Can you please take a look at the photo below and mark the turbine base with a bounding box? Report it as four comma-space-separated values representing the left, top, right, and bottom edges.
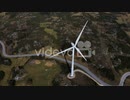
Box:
67, 73, 76, 79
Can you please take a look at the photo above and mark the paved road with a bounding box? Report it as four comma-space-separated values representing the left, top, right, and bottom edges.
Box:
119, 72, 130, 86
0, 40, 129, 86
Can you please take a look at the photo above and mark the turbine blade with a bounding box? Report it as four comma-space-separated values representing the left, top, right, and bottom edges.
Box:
75, 20, 88, 46
50, 47, 73, 58
75, 47, 87, 61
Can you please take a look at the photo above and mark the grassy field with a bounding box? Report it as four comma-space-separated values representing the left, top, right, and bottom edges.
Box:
116, 14, 130, 24
40, 22, 52, 28
0, 65, 11, 86
23, 60, 61, 86
0, 57, 29, 86
44, 28, 58, 39
0, 58, 62, 86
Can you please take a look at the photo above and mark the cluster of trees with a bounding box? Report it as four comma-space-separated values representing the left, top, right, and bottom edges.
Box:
0, 55, 12, 66
114, 56, 130, 71
0, 70, 5, 81
8, 80, 16, 86
99, 68, 115, 81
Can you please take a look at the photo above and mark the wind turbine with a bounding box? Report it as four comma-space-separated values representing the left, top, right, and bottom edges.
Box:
50, 20, 88, 77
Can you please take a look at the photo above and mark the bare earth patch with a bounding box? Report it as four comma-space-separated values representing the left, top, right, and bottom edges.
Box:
45, 61, 55, 67
35, 60, 41, 64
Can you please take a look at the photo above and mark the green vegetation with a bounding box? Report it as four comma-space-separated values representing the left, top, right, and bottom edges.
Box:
0, 70, 5, 81
0, 55, 12, 66
98, 68, 115, 81
115, 56, 130, 71
44, 28, 58, 39
23, 60, 61, 86
40, 22, 52, 28
0, 65, 11, 86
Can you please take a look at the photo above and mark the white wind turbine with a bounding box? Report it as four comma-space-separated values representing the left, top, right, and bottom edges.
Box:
50, 20, 88, 77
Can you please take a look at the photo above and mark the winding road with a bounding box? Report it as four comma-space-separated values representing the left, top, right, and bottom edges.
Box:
0, 40, 130, 86
119, 72, 130, 86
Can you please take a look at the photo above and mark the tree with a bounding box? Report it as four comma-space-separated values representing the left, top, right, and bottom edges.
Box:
3, 58, 12, 66
0, 71, 5, 81
26, 78, 33, 85
8, 80, 16, 86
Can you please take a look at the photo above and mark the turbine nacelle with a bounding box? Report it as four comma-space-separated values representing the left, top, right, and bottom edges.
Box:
71, 42, 75, 47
